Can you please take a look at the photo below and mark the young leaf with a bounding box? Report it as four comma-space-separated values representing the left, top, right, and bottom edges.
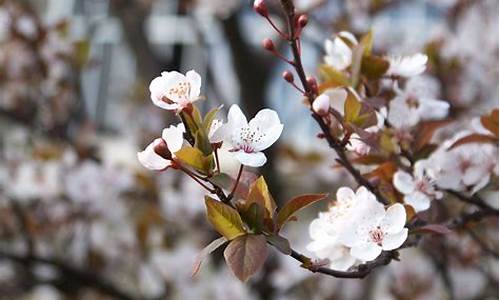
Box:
191, 237, 227, 277
175, 146, 213, 174
318, 64, 350, 91
412, 224, 452, 235
448, 133, 497, 150
241, 202, 264, 233
344, 91, 362, 124
414, 120, 452, 151
194, 129, 213, 156
247, 176, 276, 219
224, 234, 268, 282
480, 109, 499, 138
350, 43, 365, 87
205, 197, 246, 240
202, 105, 222, 132
361, 55, 389, 80
266, 234, 291, 255
209, 173, 233, 189
359, 30, 373, 56
276, 193, 328, 231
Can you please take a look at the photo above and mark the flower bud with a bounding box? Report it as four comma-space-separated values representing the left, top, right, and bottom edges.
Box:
306, 76, 318, 94
282, 70, 294, 83
153, 138, 171, 160
262, 38, 275, 51
253, 0, 269, 17
297, 14, 308, 28
312, 94, 330, 116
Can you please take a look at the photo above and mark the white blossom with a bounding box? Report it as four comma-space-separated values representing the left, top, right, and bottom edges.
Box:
149, 70, 202, 112
393, 162, 443, 212
324, 32, 357, 71
312, 88, 348, 116
137, 123, 185, 170
338, 191, 408, 261
424, 136, 498, 194
307, 187, 365, 271
388, 76, 450, 128
385, 53, 428, 77
211, 104, 283, 167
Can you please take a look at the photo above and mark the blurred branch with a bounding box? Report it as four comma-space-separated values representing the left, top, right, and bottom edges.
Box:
0, 250, 149, 300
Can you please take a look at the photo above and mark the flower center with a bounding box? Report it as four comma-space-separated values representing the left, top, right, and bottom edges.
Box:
167, 81, 190, 102
369, 227, 384, 246
232, 126, 266, 153
406, 95, 420, 108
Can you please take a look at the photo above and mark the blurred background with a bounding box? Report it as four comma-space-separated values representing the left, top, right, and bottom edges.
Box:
0, 0, 498, 299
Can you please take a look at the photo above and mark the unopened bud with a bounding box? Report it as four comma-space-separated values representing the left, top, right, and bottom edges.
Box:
307, 76, 318, 94
297, 14, 308, 28
153, 138, 171, 160
253, 0, 269, 17
312, 94, 330, 116
262, 38, 275, 51
282, 70, 294, 83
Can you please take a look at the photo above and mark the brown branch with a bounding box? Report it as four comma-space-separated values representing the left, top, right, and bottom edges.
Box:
0, 250, 146, 300
446, 189, 497, 212
277, 0, 389, 205
288, 249, 397, 279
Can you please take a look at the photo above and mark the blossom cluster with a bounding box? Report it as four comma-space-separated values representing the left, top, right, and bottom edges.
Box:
307, 187, 407, 269
138, 70, 283, 170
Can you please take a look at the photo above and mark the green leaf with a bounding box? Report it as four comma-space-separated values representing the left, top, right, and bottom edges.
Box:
224, 234, 268, 282
241, 202, 264, 233
318, 64, 350, 92
209, 173, 233, 189
246, 176, 276, 219
276, 194, 328, 231
194, 129, 212, 156
202, 105, 222, 133
344, 92, 362, 124
175, 146, 213, 174
73, 40, 90, 68
350, 43, 365, 87
361, 55, 389, 80
205, 197, 246, 240
191, 237, 227, 277
359, 30, 373, 56
266, 234, 291, 255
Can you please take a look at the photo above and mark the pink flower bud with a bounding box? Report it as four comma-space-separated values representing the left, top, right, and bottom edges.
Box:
297, 15, 308, 28
153, 138, 172, 160
253, 0, 268, 17
312, 94, 330, 116
306, 76, 318, 94
262, 38, 275, 51
282, 70, 294, 83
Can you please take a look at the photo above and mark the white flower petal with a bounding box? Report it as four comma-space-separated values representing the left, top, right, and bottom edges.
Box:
336, 187, 355, 203
393, 170, 415, 194
380, 203, 406, 234
186, 70, 201, 100
350, 243, 382, 261
418, 98, 450, 120
161, 123, 185, 153
249, 109, 283, 151
137, 140, 171, 170
386, 54, 428, 77
234, 151, 267, 167
324, 37, 352, 70
227, 104, 248, 128
329, 248, 357, 271
381, 228, 408, 250
405, 191, 431, 212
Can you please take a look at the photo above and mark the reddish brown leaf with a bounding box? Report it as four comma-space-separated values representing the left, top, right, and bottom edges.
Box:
448, 133, 497, 150
224, 234, 268, 282
480, 108, 499, 138
276, 194, 328, 231
414, 120, 452, 151
413, 224, 452, 235
191, 237, 227, 277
